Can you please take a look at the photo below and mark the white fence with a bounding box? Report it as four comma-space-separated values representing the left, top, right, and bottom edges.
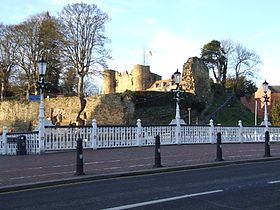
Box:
1, 119, 280, 155
0, 126, 40, 155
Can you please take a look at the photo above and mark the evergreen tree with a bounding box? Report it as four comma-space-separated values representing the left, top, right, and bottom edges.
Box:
272, 101, 280, 126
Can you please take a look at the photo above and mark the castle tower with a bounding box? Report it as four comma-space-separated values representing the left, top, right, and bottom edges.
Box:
103, 70, 116, 94
132, 64, 159, 91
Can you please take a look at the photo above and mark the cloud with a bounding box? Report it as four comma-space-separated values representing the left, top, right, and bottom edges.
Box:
107, 29, 203, 80
27, 4, 38, 13
107, 48, 142, 72
148, 30, 202, 79
144, 18, 157, 25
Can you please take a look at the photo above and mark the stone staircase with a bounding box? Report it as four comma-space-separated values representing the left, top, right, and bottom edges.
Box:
201, 91, 234, 124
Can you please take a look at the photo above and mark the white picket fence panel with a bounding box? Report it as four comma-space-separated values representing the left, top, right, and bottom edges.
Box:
96, 126, 137, 148
45, 126, 92, 150
214, 126, 240, 143
0, 131, 39, 155
1, 120, 280, 155
181, 125, 210, 144
141, 125, 176, 145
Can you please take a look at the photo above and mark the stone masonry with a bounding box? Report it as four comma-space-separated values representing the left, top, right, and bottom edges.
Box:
103, 64, 162, 94
181, 57, 210, 99
0, 94, 135, 132
147, 57, 210, 100
103, 57, 210, 101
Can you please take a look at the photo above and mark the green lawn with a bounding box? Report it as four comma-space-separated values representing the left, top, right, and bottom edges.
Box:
213, 99, 259, 126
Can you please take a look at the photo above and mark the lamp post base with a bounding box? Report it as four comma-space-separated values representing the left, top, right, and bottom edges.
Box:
169, 119, 186, 125
260, 121, 272, 126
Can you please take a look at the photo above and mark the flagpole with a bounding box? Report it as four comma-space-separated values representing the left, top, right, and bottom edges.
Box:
143, 47, 146, 66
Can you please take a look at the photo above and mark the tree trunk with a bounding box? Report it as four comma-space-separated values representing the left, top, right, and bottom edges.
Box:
1, 81, 4, 101
26, 83, 30, 100
221, 64, 227, 88
76, 74, 86, 125
77, 74, 85, 98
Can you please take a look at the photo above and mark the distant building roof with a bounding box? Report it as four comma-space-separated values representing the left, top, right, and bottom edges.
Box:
269, 86, 280, 93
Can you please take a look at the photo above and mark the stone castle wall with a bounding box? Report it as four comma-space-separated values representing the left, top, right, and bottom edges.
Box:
103, 64, 161, 94
181, 57, 210, 99
103, 57, 210, 101
0, 94, 135, 132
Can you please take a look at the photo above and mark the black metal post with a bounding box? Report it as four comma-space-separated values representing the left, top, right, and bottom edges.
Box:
215, 132, 224, 161
75, 138, 85, 175
264, 131, 272, 157
154, 135, 162, 168
16, 135, 27, 155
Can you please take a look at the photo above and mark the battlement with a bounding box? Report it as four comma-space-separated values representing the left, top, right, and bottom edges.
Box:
103, 57, 210, 100
103, 65, 161, 94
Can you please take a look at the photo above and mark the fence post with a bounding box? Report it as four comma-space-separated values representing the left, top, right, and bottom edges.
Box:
1, 126, 8, 155
209, 119, 215, 144
175, 118, 181, 144
136, 119, 142, 146
91, 119, 97, 150
238, 120, 244, 143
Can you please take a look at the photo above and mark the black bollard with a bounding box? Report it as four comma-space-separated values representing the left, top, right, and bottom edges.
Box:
215, 132, 224, 161
75, 138, 85, 175
264, 131, 272, 157
153, 135, 162, 168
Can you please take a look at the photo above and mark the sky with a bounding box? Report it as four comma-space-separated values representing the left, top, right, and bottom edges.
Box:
1, 0, 280, 87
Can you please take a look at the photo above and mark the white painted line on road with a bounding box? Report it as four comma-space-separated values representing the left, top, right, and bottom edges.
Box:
103, 189, 223, 210
52, 164, 73, 168
85, 161, 105, 165
103, 167, 122, 170
268, 180, 280, 184
10, 171, 74, 180
4, 164, 75, 173
127, 164, 152, 168
110, 160, 121, 163
128, 164, 146, 168
27, 166, 43, 170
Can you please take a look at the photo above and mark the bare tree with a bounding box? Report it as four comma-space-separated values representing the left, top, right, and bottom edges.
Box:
59, 2, 111, 98
58, 3, 110, 125
221, 40, 261, 94
0, 24, 18, 100
221, 40, 261, 80
231, 43, 261, 80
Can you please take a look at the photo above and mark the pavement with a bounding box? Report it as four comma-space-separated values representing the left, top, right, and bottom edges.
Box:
1, 143, 280, 193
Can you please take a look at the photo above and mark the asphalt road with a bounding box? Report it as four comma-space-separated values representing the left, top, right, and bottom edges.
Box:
1, 160, 280, 210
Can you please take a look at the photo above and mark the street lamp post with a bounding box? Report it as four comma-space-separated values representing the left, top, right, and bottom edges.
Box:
261, 80, 271, 130
188, 108, 191, 125
170, 69, 186, 125
37, 58, 47, 153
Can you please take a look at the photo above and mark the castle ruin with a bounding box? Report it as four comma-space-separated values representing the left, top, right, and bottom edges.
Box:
103, 57, 210, 99
103, 64, 161, 94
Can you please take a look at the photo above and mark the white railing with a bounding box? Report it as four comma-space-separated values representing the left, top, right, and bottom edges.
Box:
141, 125, 176, 145
0, 126, 39, 155
181, 125, 210, 144
1, 119, 280, 155
45, 126, 92, 150
97, 126, 137, 148
214, 126, 240, 143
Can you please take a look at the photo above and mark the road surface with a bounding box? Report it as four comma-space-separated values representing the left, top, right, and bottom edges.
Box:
1, 160, 280, 209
